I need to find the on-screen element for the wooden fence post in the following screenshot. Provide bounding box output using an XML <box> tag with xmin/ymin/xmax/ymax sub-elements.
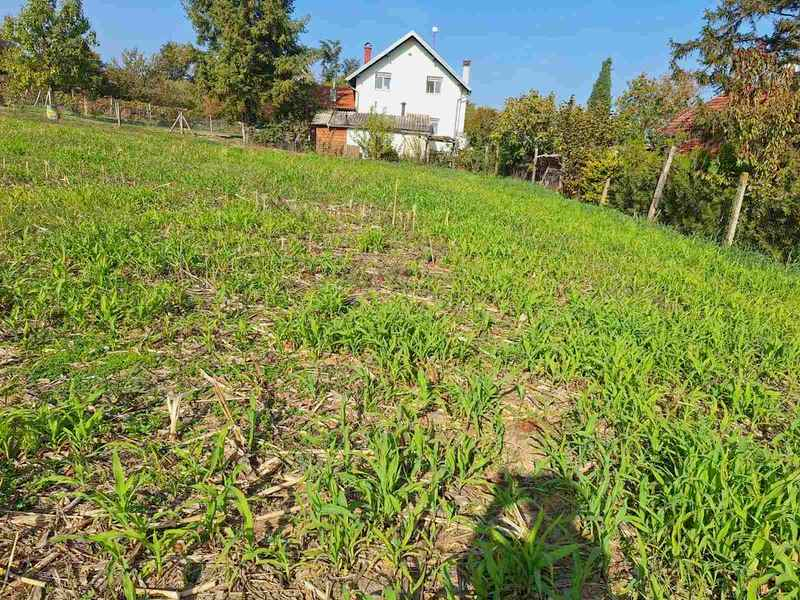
<box><xmin>724</xmin><ymin>171</ymin><xmax>750</xmax><ymax>247</ymax></box>
<box><xmin>115</xmin><ymin>100</ymin><xmax>121</xmax><ymax>127</ymax></box>
<box><xmin>392</xmin><ymin>179</ymin><xmax>398</xmax><ymax>227</ymax></box>
<box><xmin>648</xmin><ymin>144</ymin><xmax>677</xmax><ymax>223</ymax></box>
<box><xmin>600</xmin><ymin>177</ymin><xmax>611</xmax><ymax>205</ymax></box>
<box><xmin>494</xmin><ymin>144</ymin><xmax>501</xmax><ymax>176</ymax></box>
<box><xmin>531</xmin><ymin>146</ymin><xmax>539</xmax><ymax>182</ymax></box>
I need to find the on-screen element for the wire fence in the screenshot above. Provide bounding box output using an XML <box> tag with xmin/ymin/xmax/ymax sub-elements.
<box><xmin>2</xmin><ymin>90</ymin><xmax>243</xmax><ymax>138</ymax></box>
<box><xmin>1</xmin><ymin>90</ymin><xmax>318</xmax><ymax>153</ymax></box>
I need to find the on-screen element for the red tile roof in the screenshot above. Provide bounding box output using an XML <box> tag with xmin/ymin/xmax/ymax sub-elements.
<box><xmin>662</xmin><ymin>96</ymin><xmax>729</xmax><ymax>136</ymax></box>
<box><xmin>662</xmin><ymin>96</ymin><xmax>730</xmax><ymax>152</ymax></box>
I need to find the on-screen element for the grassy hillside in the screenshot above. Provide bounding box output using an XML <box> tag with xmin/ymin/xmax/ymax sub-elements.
<box><xmin>1</xmin><ymin>113</ymin><xmax>799</xmax><ymax>599</ymax></box>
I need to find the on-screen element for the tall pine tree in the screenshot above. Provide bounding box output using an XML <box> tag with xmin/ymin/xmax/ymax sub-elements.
<box><xmin>183</xmin><ymin>0</ymin><xmax>316</xmax><ymax>124</ymax></box>
<box><xmin>587</xmin><ymin>58</ymin><xmax>613</xmax><ymax>116</ymax></box>
<box><xmin>672</xmin><ymin>0</ymin><xmax>800</xmax><ymax>88</ymax></box>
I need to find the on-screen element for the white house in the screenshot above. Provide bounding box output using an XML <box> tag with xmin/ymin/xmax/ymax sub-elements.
<box><xmin>311</xmin><ymin>31</ymin><xmax>472</xmax><ymax>157</ymax></box>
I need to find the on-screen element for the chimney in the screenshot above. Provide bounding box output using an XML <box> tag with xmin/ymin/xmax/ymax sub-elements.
<box><xmin>363</xmin><ymin>42</ymin><xmax>373</xmax><ymax>64</ymax></box>
<box><xmin>462</xmin><ymin>59</ymin><xmax>472</xmax><ymax>86</ymax></box>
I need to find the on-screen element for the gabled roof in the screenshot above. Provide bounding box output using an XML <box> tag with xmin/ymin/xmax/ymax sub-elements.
<box><xmin>662</xmin><ymin>96</ymin><xmax>729</xmax><ymax>137</ymax></box>
<box><xmin>662</xmin><ymin>95</ymin><xmax>730</xmax><ymax>153</ymax></box>
<box><xmin>345</xmin><ymin>31</ymin><xmax>471</xmax><ymax>93</ymax></box>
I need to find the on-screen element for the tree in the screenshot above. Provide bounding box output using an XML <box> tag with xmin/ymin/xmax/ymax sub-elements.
<box><xmin>183</xmin><ymin>0</ymin><xmax>316</xmax><ymax>124</ymax></box>
<box><xmin>0</xmin><ymin>36</ymin><xmax>10</xmax><ymax>76</ymax></box>
<box><xmin>695</xmin><ymin>48</ymin><xmax>800</xmax><ymax>245</ymax></box>
<box><xmin>341</xmin><ymin>57</ymin><xmax>360</xmax><ymax>77</ymax></box>
<box><xmin>616</xmin><ymin>72</ymin><xmax>699</xmax><ymax>143</ymax></box>
<box><xmin>492</xmin><ymin>90</ymin><xmax>559</xmax><ymax>174</ymax></box>
<box><xmin>151</xmin><ymin>42</ymin><xmax>199</xmax><ymax>81</ymax></box>
<box><xmin>587</xmin><ymin>58</ymin><xmax>613</xmax><ymax>116</ymax></box>
<box><xmin>319</xmin><ymin>39</ymin><xmax>341</xmax><ymax>83</ymax></box>
<box><xmin>106</xmin><ymin>48</ymin><xmax>151</xmax><ymax>100</ymax></box>
<box><xmin>0</xmin><ymin>0</ymin><xmax>102</xmax><ymax>97</ymax></box>
<box><xmin>319</xmin><ymin>40</ymin><xmax>358</xmax><ymax>83</ymax></box>
<box><xmin>554</xmin><ymin>99</ymin><xmax>616</xmax><ymax>196</ymax></box>
<box><xmin>672</xmin><ymin>0</ymin><xmax>800</xmax><ymax>88</ymax></box>
<box><xmin>104</xmin><ymin>46</ymin><xmax>201</xmax><ymax>109</ymax></box>
<box><xmin>464</xmin><ymin>103</ymin><xmax>499</xmax><ymax>149</ymax></box>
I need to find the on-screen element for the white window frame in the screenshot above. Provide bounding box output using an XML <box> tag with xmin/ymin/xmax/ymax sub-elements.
<box><xmin>426</xmin><ymin>76</ymin><xmax>443</xmax><ymax>95</ymax></box>
<box><xmin>375</xmin><ymin>72</ymin><xmax>391</xmax><ymax>91</ymax></box>
<box><xmin>430</xmin><ymin>117</ymin><xmax>440</xmax><ymax>135</ymax></box>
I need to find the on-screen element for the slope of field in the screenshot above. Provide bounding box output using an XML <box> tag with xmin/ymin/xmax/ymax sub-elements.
<box><xmin>1</xmin><ymin>113</ymin><xmax>799</xmax><ymax>599</ymax></box>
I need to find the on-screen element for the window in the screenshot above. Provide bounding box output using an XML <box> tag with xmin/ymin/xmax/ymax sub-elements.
<box><xmin>375</xmin><ymin>72</ymin><xmax>391</xmax><ymax>90</ymax></box>
<box><xmin>430</xmin><ymin>118</ymin><xmax>440</xmax><ymax>135</ymax></box>
<box><xmin>426</xmin><ymin>76</ymin><xmax>443</xmax><ymax>94</ymax></box>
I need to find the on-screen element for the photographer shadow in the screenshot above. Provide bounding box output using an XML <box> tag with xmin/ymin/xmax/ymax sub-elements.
<box><xmin>452</xmin><ymin>471</ymin><xmax>613</xmax><ymax>599</ymax></box>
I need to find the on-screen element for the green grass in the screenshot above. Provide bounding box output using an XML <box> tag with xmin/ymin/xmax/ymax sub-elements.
<box><xmin>1</xmin><ymin>111</ymin><xmax>799</xmax><ymax>599</ymax></box>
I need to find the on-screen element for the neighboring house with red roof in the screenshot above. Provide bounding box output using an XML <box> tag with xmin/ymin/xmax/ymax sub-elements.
<box><xmin>662</xmin><ymin>95</ymin><xmax>730</xmax><ymax>153</ymax></box>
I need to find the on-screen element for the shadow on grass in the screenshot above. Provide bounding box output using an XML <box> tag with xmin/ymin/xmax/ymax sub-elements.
<box><xmin>452</xmin><ymin>471</ymin><xmax>611</xmax><ymax>599</ymax></box>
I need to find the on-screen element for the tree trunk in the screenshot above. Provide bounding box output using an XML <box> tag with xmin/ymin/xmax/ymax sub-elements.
<box><xmin>724</xmin><ymin>172</ymin><xmax>750</xmax><ymax>247</ymax></box>
<box><xmin>648</xmin><ymin>144</ymin><xmax>677</xmax><ymax>223</ymax></box>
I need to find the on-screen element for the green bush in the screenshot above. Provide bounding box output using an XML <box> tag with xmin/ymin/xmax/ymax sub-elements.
<box><xmin>354</xmin><ymin>111</ymin><xmax>399</xmax><ymax>161</ymax></box>
<box><xmin>606</xmin><ymin>141</ymin><xmax>661</xmax><ymax>215</ymax></box>
<box><xmin>602</xmin><ymin>142</ymin><xmax>800</xmax><ymax>260</ymax></box>
<box><xmin>579</xmin><ymin>147</ymin><xmax>622</xmax><ymax>204</ymax></box>
<box><xmin>661</xmin><ymin>154</ymin><xmax>732</xmax><ymax>241</ymax></box>
<box><xmin>605</xmin><ymin>143</ymin><xmax>738</xmax><ymax>242</ymax></box>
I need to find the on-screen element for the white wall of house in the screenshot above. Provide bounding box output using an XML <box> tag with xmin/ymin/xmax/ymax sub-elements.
<box><xmin>352</xmin><ymin>37</ymin><xmax>469</xmax><ymax>141</ymax></box>
<box><xmin>346</xmin><ymin>129</ymin><xmax>433</xmax><ymax>159</ymax></box>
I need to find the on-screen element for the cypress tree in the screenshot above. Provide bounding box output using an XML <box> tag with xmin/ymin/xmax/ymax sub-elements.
<box><xmin>587</xmin><ymin>58</ymin><xmax>613</xmax><ymax>115</ymax></box>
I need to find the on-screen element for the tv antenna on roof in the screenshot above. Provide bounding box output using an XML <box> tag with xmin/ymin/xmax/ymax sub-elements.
<box><xmin>432</xmin><ymin>26</ymin><xmax>439</xmax><ymax>48</ymax></box>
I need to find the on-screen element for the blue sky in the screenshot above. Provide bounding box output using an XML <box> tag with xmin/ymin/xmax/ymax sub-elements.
<box><xmin>0</xmin><ymin>0</ymin><xmax>713</xmax><ymax>107</ymax></box>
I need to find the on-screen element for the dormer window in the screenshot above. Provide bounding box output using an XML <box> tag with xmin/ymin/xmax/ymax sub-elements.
<box><xmin>426</xmin><ymin>76</ymin><xmax>442</xmax><ymax>94</ymax></box>
<box><xmin>375</xmin><ymin>72</ymin><xmax>391</xmax><ymax>90</ymax></box>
